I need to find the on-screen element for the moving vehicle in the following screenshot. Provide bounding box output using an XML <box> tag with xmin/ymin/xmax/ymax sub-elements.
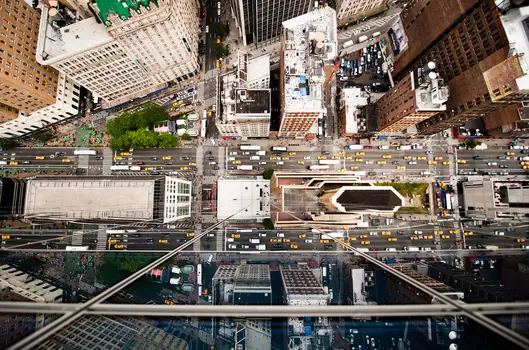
<box><xmin>240</xmin><ymin>145</ymin><xmax>261</xmax><ymax>151</ymax></box>
<box><xmin>404</xmin><ymin>246</ymin><xmax>420</xmax><ymax>251</ymax></box>
<box><xmin>237</xmin><ymin>165</ymin><xmax>253</xmax><ymax>170</ymax></box>
<box><xmin>358</xmin><ymin>35</ymin><xmax>368</xmax><ymax>43</ymax></box>
<box><xmin>74</xmin><ymin>149</ymin><xmax>97</xmax><ymax>156</ymax></box>
<box><xmin>343</xmin><ymin>40</ymin><xmax>354</xmax><ymax>48</ymax></box>
<box><xmin>344</xmin><ymin>145</ymin><xmax>363</xmax><ymax>150</ymax></box>
<box><xmin>309</xmin><ymin>165</ymin><xmax>330</xmax><ymax>170</ymax></box>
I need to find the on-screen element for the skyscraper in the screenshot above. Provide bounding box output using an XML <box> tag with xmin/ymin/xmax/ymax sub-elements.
<box><xmin>230</xmin><ymin>0</ymin><xmax>314</xmax><ymax>47</ymax></box>
<box><xmin>37</xmin><ymin>0</ymin><xmax>199</xmax><ymax>108</ymax></box>
<box><xmin>279</xmin><ymin>6</ymin><xmax>337</xmax><ymax>138</ymax></box>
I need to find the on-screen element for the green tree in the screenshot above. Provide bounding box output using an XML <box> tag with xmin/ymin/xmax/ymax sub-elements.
<box><xmin>262</xmin><ymin>168</ymin><xmax>275</xmax><ymax>179</ymax></box>
<box><xmin>0</xmin><ymin>138</ymin><xmax>16</xmax><ymax>150</ymax></box>
<box><xmin>33</xmin><ymin>130</ymin><xmax>52</xmax><ymax>143</ymax></box>
<box><xmin>106</xmin><ymin>112</ymin><xmax>137</xmax><ymax>137</ymax></box>
<box><xmin>137</xmin><ymin>103</ymin><xmax>169</xmax><ymax>129</ymax></box>
<box><xmin>464</xmin><ymin>139</ymin><xmax>482</xmax><ymax>149</ymax></box>
<box><xmin>96</xmin><ymin>253</ymin><xmax>161</xmax><ymax>287</ymax></box>
<box><xmin>214</xmin><ymin>22</ymin><xmax>228</xmax><ymax>35</ymax></box>
<box><xmin>263</xmin><ymin>218</ymin><xmax>274</xmax><ymax>230</ymax></box>
<box><xmin>181</xmin><ymin>133</ymin><xmax>192</xmax><ymax>141</ymax></box>
<box><xmin>214</xmin><ymin>43</ymin><xmax>229</xmax><ymax>58</ymax></box>
<box><xmin>157</xmin><ymin>133</ymin><xmax>179</xmax><ymax>148</ymax></box>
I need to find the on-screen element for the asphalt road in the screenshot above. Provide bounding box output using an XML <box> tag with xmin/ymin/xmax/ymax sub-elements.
<box><xmin>1</xmin><ymin>148</ymin><xmax>80</xmax><ymax>169</ymax></box>
<box><xmin>111</xmin><ymin>148</ymin><xmax>197</xmax><ymax>173</ymax></box>
<box><xmin>205</xmin><ymin>0</ymin><xmax>221</xmax><ymax>71</ymax></box>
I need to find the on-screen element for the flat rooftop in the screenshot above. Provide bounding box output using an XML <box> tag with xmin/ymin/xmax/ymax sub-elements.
<box><xmin>282</xmin><ymin>7</ymin><xmax>337</xmax><ymax>113</ymax></box>
<box><xmin>280</xmin><ymin>265</ymin><xmax>325</xmax><ymax>295</ymax></box>
<box><xmin>247</xmin><ymin>54</ymin><xmax>270</xmax><ymax>84</ymax></box>
<box><xmin>341</xmin><ymin>88</ymin><xmax>369</xmax><ymax>134</ymax></box>
<box><xmin>507</xmin><ymin>187</ymin><xmax>529</xmax><ymax>204</ymax></box>
<box><xmin>334</xmin><ymin>186</ymin><xmax>404</xmax><ymax>212</ymax></box>
<box><xmin>235</xmin><ymin>89</ymin><xmax>271</xmax><ymax>116</ymax></box>
<box><xmin>38</xmin><ymin>7</ymin><xmax>113</xmax><ymax>65</ymax></box>
<box><xmin>217</xmin><ymin>179</ymin><xmax>270</xmax><ymax>220</ymax></box>
<box><xmin>24</xmin><ymin>178</ymin><xmax>155</xmax><ymax>220</ymax></box>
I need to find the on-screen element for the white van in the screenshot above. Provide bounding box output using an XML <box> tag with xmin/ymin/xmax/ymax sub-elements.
<box><xmin>249</xmin><ymin>239</ymin><xmax>260</xmax><ymax>244</ymax></box>
<box><xmin>378</xmin><ymin>145</ymin><xmax>389</xmax><ymax>150</ymax></box>
<box><xmin>385</xmin><ymin>248</ymin><xmax>396</xmax><ymax>252</ymax></box>
<box><xmin>494</xmin><ymin>231</ymin><xmax>505</xmax><ymax>236</ymax></box>
<box><xmin>277</xmin><ymin>233</ymin><xmax>285</xmax><ymax>238</ymax></box>
<box><xmin>228</xmin><ymin>157</ymin><xmax>235</xmax><ymax>161</ymax></box>
<box><xmin>276</xmin><ymin>161</ymin><xmax>284</xmax><ymax>165</ymax></box>
<box><xmin>227</xmin><ymin>238</ymin><xmax>234</xmax><ymax>242</ymax></box>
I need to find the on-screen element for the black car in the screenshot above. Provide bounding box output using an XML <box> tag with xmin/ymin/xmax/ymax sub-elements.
<box><xmin>146</xmin><ymin>238</ymin><xmax>154</xmax><ymax>243</ymax></box>
<box><xmin>397</xmin><ymin>231</ymin><xmax>405</xmax><ymax>235</ymax></box>
<box><xmin>273</xmin><ymin>243</ymin><xmax>283</xmax><ymax>249</ymax></box>
<box><xmin>480</xmin><ymin>235</ymin><xmax>489</xmax><ymax>239</ymax></box>
<box><xmin>473</xmin><ymin>156</ymin><xmax>484</xmax><ymax>160</ymax></box>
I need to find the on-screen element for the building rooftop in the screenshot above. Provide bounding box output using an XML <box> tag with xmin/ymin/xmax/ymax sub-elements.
<box><xmin>247</xmin><ymin>54</ymin><xmax>271</xmax><ymax>85</ymax></box>
<box><xmin>24</xmin><ymin>178</ymin><xmax>156</xmax><ymax>220</ymax></box>
<box><xmin>412</xmin><ymin>67</ymin><xmax>449</xmax><ymax>111</ymax></box>
<box><xmin>92</xmin><ymin>0</ymin><xmax>160</xmax><ymax>26</ymax></box>
<box><xmin>217</xmin><ymin>179</ymin><xmax>271</xmax><ymax>220</ymax></box>
<box><xmin>341</xmin><ymin>88</ymin><xmax>369</xmax><ymax>134</ymax></box>
<box><xmin>234</xmin><ymin>89</ymin><xmax>271</xmax><ymax>116</ymax></box>
<box><xmin>37</xmin><ymin>7</ymin><xmax>113</xmax><ymax>65</ymax></box>
<box><xmin>333</xmin><ymin>186</ymin><xmax>404</xmax><ymax>212</ymax></box>
<box><xmin>282</xmin><ymin>7</ymin><xmax>337</xmax><ymax>113</ymax></box>
<box><xmin>507</xmin><ymin>187</ymin><xmax>529</xmax><ymax>204</ymax></box>
<box><xmin>280</xmin><ymin>265</ymin><xmax>325</xmax><ymax>295</ymax></box>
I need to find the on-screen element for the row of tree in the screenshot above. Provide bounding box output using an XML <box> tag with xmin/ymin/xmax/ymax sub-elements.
<box><xmin>106</xmin><ymin>103</ymin><xmax>179</xmax><ymax>150</ymax></box>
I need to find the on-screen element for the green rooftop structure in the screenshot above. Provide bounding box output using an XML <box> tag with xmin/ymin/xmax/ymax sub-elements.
<box><xmin>92</xmin><ymin>0</ymin><xmax>159</xmax><ymax>26</ymax></box>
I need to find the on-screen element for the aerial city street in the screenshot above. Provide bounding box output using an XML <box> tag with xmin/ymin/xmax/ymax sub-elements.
<box><xmin>1</xmin><ymin>0</ymin><xmax>529</xmax><ymax>349</ymax></box>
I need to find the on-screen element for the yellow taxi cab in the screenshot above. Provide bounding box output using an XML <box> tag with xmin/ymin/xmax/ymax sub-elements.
<box><xmin>448</xmin><ymin>229</ymin><xmax>459</xmax><ymax>234</ymax></box>
<box><xmin>232</xmin><ymin>160</ymin><xmax>241</xmax><ymax>165</ymax></box>
<box><xmin>114</xmin><ymin>244</ymin><xmax>125</xmax><ymax>249</ymax></box>
<box><xmin>339</xmin><ymin>151</ymin><xmax>346</xmax><ymax>155</ymax></box>
<box><xmin>342</xmin><ymin>245</ymin><xmax>350</xmax><ymax>250</ymax></box>
<box><xmin>114</xmin><ymin>156</ymin><xmax>123</xmax><ymax>160</ymax></box>
<box><xmin>318</xmin><ymin>155</ymin><xmax>327</xmax><ymax>160</ymax></box>
<box><xmin>457</xmin><ymin>159</ymin><xmax>467</xmax><ymax>164</ymax></box>
<box><xmin>442</xmin><ymin>161</ymin><xmax>451</xmax><ymax>165</ymax></box>
<box><xmin>356</xmin><ymin>151</ymin><xmax>365</xmax><ymax>156</ymax></box>
<box><xmin>377</xmin><ymin>160</ymin><xmax>386</xmax><ymax>165</ymax></box>
<box><xmin>340</xmin><ymin>168</ymin><xmax>346</xmax><ymax>172</ymax></box>
<box><xmin>434</xmin><ymin>156</ymin><xmax>443</xmax><ymax>161</ymax></box>
<box><xmin>164</xmin><ymin>300</ymin><xmax>175</xmax><ymax>305</ymax></box>
<box><xmin>289</xmin><ymin>152</ymin><xmax>297</xmax><ymax>156</ymax></box>
<box><xmin>1</xmin><ymin>235</ymin><xmax>10</xmax><ymax>240</ymax></box>
<box><xmin>173</xmin><ymin>101</ymin><xmax>182</xmax><ymax>107</ymax></box>
<box><xmin>270</xmin><ymin>238</ymin><xmax>279</xmax><ymax>243</ymax></box>
<box><xmin>521</xmin><ymin>161</ymin><xmax>527</xmax><ymax>166</ymax></box>
<box><xmin>355</xmin><ymin>158</ymin><xmax>363</xmax><ymax>162</ymax></box>
<box><xmin>162</xmin><ymin>156</ymin><xmax>172</xmax><ymax>160</ymax></box>
<box><xmin>319</xmin><ymin>239</ymin><xmax>330</xmax><ymax>244</ymax></box>
<box><xmin>359</xmin><ymin>234</ymin><xmax>368</xmax><ymax>239</ymax></box>
<box><xmin>506</xmin><ymin>152</ymin><xmax>515</xmax><ymax>156</ymax></box>
<box><xmin>297</xmin><ymin>160</ymin><xmax>304</xmax><ymax>165</ymax></box>
<box><xmin>387</xmin><ymin>237</ymin><xmax>397</xmax><ymax>242</ymax></box>
<box><xmin>345</xmin><ymin>156</ymin><xmax>353</xmax><ymax>160</ymax></box>
<box><xmin>158</xmin><ymin>239</ymin><xmax>168</xmax><ymax>243</ymax></box>
<box><xmin>337</xmin><ymin>237</ymin><xmax>345</xmax><ymax>242</ymax></box>
<box><xmin>108</xmin><ymin>239</ymin><xmax>118</xmax><ymax>243</ymax></box>
<box><xmin>146</xmin><ymin>167</ymin><xmax>155</xmax><ymax>171</ymax></box>
<box><xmin>62</xmin><ymin>158</ymin><xmax>72</xmax><ymax>163</ymax></box>
<box><xmin>381</xmin><ymin>231</ymin><xmax>391</xmax><ymax>236</ymax></box>
<box><xmin>403</xmin><ymin>156</ymin><xmax>412</xmax><ymax>160</ymax></box>
<box><xmin>282</xmin><ymin>156</ymin><xmax>289</xmax><ymax>161</ymax></box>
<box><xmin>517</xmin><ymin>238</ymin><xmax>527</xmax><ymax>243</ymax></box>
<box><xmin>56</xmin><ymin>237</ymin><xmax>64</xmax><ymax>241</ymax></box>
<box><xmin>434</xmin><ymin>230</ymin><xmax>443</xmax><ymax>235</ymax></box>
<box><xmin>350</xmin><ymin>166</ymin><xmax>359</xmax><ymax>170</ymax></box>
<box><xmin>207</xmin><ymin>109</ymin><xmax>213</xmax><ymax>117</ymax></box>
<box><xmin>331</xmin><ymin>155</ymin><xmax>340</xmax><ymax>160</ymax></box>
<box><xmin>524</xmin><ymin>165</ymin><xmax>529</xmax><ymax>170</ymax></box>
<box><xmin>8</xmin><ymin>161</ymin><xmax>18</xmax><ymax>166</ymax></box>
<box><xmin>231</xmin><ymin>234</ymin><xmax>241</xmax><ymax>238</ymax></box>
<box><xmin>216</xmin><ymin>36</ymin><xmax>221</xmax><ymax>44</ymax></box>
<box><xmin>349</xmin><ymin>236</ymin><xmax>357</xmax><ymax>241</ymax></box>
<box><xmin>409</xmin><ymin>236</ymin><xmax>419</xmax><ymax>240</ymax></box>
<box><xmin>35</xmin><ymin>156</ymin><xmax>45</xmax><ymax>160</ymax></box>
<box><xmin>186</xmin><ymin>232</ymin><xmax>195</xmax><ymax>237</ymax></box>
<box><xmin>428</xmin><ymin>160</ymin><xmax>437</xmax><ymax>165</ymax></box>
<box><xmin>441</xmin><ymin>235</ymin><xmax>450</xmax><ymax>239</ymax></box>
<box><xmin>417</xmin><ymin>156</ymin><xmax>427</xmax><ymax>161</ymax></box>
<box><xmin>283</xmin><ymin>238</ymin><xmax>291</xmax><ymax>243</ymax></box>
<box><xmin>382</xmin><ymin>154</ymin><xmax>392</xmax><ymax>159</ymax></box>
<box><xmin>290</xmin><ymin>243</ymin><xmax>298</xmax><ymax>249</ymax></box>
<box><xmin>360</xmin><ymin>240</ymin><xmax>371</xmax><ymax>245</ymax></box>
<box><xmin>424</xmin><ymin>235</ymin><xmax>434</xmax><ymax>240</ymax></box>
<box><xmin>270</xmin><ymin>156</ymin><xmax>277</xmax><ymax>160</ymax></box>
<box><xmin>216</xmin><ymin>59</ymin><xmax>221</xmax><ymax>68</ymax></box>
<box><xmin>396</xmin><ymin>165</ymin><xmax>406</xmax><ymax>170</ymax></box>
<box><xmin>180</xmin><ymin>166</ymin><xmax>189</xmax><ymax>171</ymax></box>
<box><xmin>464</xmin><ymin>231</ymin><xmax>473</xmax><ymax>236</ymax></box>
<box><xmin>298</xmin><ymin>233</ymin><xmax>307</xmax><ymax>238</ymax></box>
<box><xmin>120</xmin><ymin>152</ymin><xmax>131</xmax><ymax>156</ymax></box>
<box><xmin>189</xmin><ymin>162</ymin><xmax>197</xmax><ymax>166</ymax></box>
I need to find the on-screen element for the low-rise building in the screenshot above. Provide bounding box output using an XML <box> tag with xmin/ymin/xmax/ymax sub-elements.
<box><xmin>213</xmin><ymin>264</ymin><xmax>272</xmax><ymax>305</ymax></box>
<box><xmin>280</xmin><ymin>264</ymin><xmax>328</xmax><ymax>306</ymax></box>
<box><xmin>279</xmin><ymin>7</ymin><xmax>337</xmax><ymax>138</ymax></box>
<box><xmin>217</xmin><ymin>179</ymin><xmax>270</xmax><ymax>221</ymax></box>
<box><xmin>338</xmin><ymin>87</ymin><xmax>369</xmax><ymax>136</ymax></box>
<box><xmin>0</xmin><ymin>265</ymin><xmax>63</xmax><ymax>303</ymax></box>
<box><xmin>336</xmin><ymin>0</ymin><xmax>388</xmax><ymax>27</ymax></box>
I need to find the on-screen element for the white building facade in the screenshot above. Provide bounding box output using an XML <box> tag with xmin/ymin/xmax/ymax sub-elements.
<box><xmin>0</xmin><ymin>265</ymin><xmax>63</xmax><ymax>303</ymax></box>
<box><xmin>163</xmin><ymin>177</ymin><xmax>192</xmax><ymax>223</ymax></box>
<box><xmin>0</xmin><ymin>73</ymin><xmax>80</xmax><ymax>138</ymax></box>
<box><xmin>336</xmin><ymin>0</ymin><xmax>387</xmax><ymax>25</ymax></box>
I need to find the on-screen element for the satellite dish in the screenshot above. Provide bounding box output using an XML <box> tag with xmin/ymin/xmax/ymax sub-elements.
<box><xmin>427</xmin><ymin>61</ymin><xmax>436</xmax><ymax>70</ymax></box>
<box><xmin>428</xmin><ymin>72</ymin><xmax>438</xmax><ymax>80</ymax></box>
<box><xmin>49</xmin><ymin>8</ymin><xmax>58</xmax><ymax>17</ymax></box>
<box><xmin>448</xmin><ymin>331</ymin><xmax>458</xmax><ymax>340</ymax></box>
<box><xmin>449</xmin><ymin>344</ymin><xmax>458</xmax><ymax>350</ymax></box>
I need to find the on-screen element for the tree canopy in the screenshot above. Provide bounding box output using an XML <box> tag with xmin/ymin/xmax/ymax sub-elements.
<box><xmin>214</xmin><ymin>43</ymin><xmax>229</xmax><ymax>58</ymax></box>
<box><xmin>262</xmin><ymin>168</ymin><xmax>275</xmax><ymax>179</ymax></box>
<box><xmin>106</xmin><ymin>103</ymin><xmax>178</xmax><ymax>150</ymax></box>
<box><xmin>96</xmin><ymin>253</ymin><xmax>162</xmax><ymax>287</ymax></box>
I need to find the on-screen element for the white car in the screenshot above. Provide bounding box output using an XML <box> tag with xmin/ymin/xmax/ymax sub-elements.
<box><xmin>277</xmin><ymin>233</ymin><xmax>285</xmax><ymax>238</ymax></box>
<box><xmin>305</xmin><ymin>239</ymin><xmax>313</xmax><ymax>243</ymax></box>
<box><xmin>414</xmin><ymin>230</ymin><xmax>422</xmax><ymax>235</ymax></box>
<box><xmin>494</xmin><ymin>231</ymin><xmax>504</xmax><ymax>235</ymax></box>
<box><xmin>205</xmin><ymin>25</ymin><xmax>209</xmax><ymax>33</ymax></box>
<box><xmin>365</xmin><ymin>161</ymin><xmax>374</xmax><ymax>165</ymax></box>
<box><xmin>242</xmin><ymin>245</ymin><xmax>250</xmax><ymax>249</ymax></box>
<box><xmin>259</xmin><ymin>233</ymin><xmax>267</xmax><ymax>237</ymax></box>
<box><xmin>487</xmin><ymin>162</ymin><xmax>498</xmax><ymax>166</ymax></box>
<box><xmin>408</xmin><ymin>161</ymin><xmax>417</xmax><ymax>165</ymax></box>
<box><xmin>218</xmin><ymin>8</ymin><xmax>221</xmax><ymax>16</ymax></box>
<box><xmin>304</xmin><ymin>156</ymin><xmax>311</xmax><ymax>160</ymax></box>
<box><xmin>229</xmin><ymin>152</ymin><xmax>238</xmax><ymax>155</ymax></box>
<box><xmin>218</xmin><ymin>1</ymin><xmax>221</xmax><ymax>8</ymax></box>
<box><xmin>228</xmin><ymin>244</ymin><xmax>237</xmax><ymax>249</ymax></box>
<box><xmin>242</xmin><ymin>152</ymin><xmax>250</xmax><ymax>155</ymax></box>
<box><xmin>259</xmin><ymin>161</ymin><xmax>266</xmax><ymax>165</ymax></box>
<box><xmin>369</xmin><ymin>231</ymin><xmax>378</xmax><ymax>236</ymax></box>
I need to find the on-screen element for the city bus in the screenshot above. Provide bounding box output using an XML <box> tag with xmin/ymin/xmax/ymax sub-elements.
<box><xmin>309</xmin><ymin>165</ymin><xmax>330</xmax><ymax>170</ymax></box>
<box><xmin>110</xmin><ymin>165</ymin><xmax>130</xmax><ymax>171</ymax></box>
<box><xmin>197</xmin><ymin>264</ymin><xmax>202</xmax><ymax>286</ymax></box>
<box><xmin>65</xmin><ymin>246</ymin><xmax>89</xmax><ymax>251</ymax></box>
<box><xmin>240</xmin><ymin>145</ymin><xmax>261</xmax><ymax>151</ymax></box>
<box><xmin>130</xmin><ymin>166</ymin><xmax>141</xmax><ymax>171</ymax></box>
<box><xmin>106</xmin><ymin>230</ymin><xmax>126</xmax><ymax>234</ymax></box>
<box><xmin>318</xmin><ymin>159</ymin><xmax>341</xmax><ymax>165</ymax></box>
<box><xmin>74</xmin><ymin>149</ymin><xmax>97</xmax><ymax>156</ymax></box>
<box><xmin>271</xmin><ymin>146</ymin><xmax>287</xmax><ymax>152</ymax></box>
